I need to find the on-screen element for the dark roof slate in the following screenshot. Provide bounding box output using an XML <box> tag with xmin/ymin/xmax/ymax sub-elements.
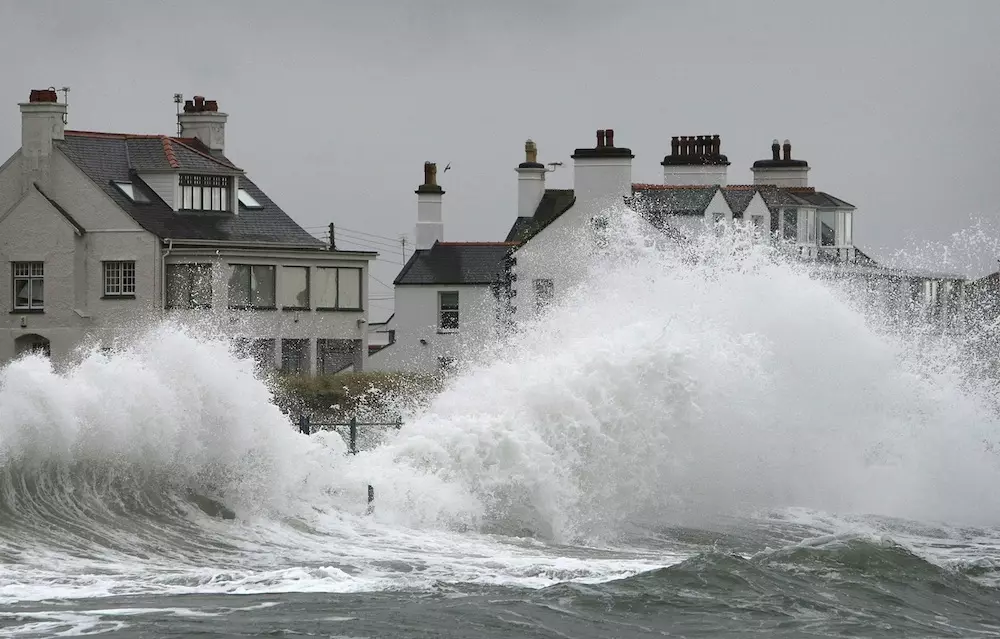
<box><xmin>504</xmin><ymin>189</ymin><xmax>576</xmax><ymax>243</ymax></box>
<box><xmin>394</xmin><ymin>242</ymin><xmax>513</xmax><ymax>285</ymax></box>
<box><xmin>628</xmin><ymin>186</ymin><xmax>720</xmax><ymax>216</ymax></box>
<box><xmin>56</xmin><ymin>132</ymin><xmax>323</xmax><ymax>246</ymax></box>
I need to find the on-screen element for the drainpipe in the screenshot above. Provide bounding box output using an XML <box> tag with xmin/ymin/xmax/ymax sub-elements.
<box><xmin>161</xmin><ymin>238</ymin><xmax>173</xmax><ymax>311</ymax></box>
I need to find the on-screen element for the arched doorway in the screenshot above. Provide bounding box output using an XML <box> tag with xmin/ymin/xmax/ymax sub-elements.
<box><xmin>14</xmin><ymin>334</ymin><xmax>50</xmax><ymax>358</ymax></box>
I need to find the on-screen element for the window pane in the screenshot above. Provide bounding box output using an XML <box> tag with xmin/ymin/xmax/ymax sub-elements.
<box><xmin>440</xmin><ymin>291</ymin><xmax>459</xmax><ymax>329</ymax></box>
<box><xmin>221</xmin><ymin>187</ymin><xmax>228</xmax><ymax>212</ymax></box>
<box><xmin>844</xmin><ymin>211</ymin><xmax>853</xmax><ymax>245</ymax></box>
<box><xmin>182</xmin><ymin>186</ymin><xmax>193</xmax><ymax>209</ymax></box>
<box><xmin>166</xmin><ymin>265</ymin><xmax>189</xmax><ymax>308</ymax></box>
<box><xmin>30</xmin><ymin>279</ymin><xmax>43</xmax><ymax>307</ymax></box>
<box><xmin>251</xmin><ymin>265</ymin><xmax>275</xmax><ymax>307</ymax></box>
<box><xmin>238</xmin><ymin>189</ymin><xmax>262</xmax><ymax>208</ymax></box>
<box><xmin>14</xmin><ymin>278</ymin><xmax>29</xmax><ymax>308</ymax></box>
<box><xmin>783</xmin><ymin>209</ymin><xmax>797</xmax><ymax>241</ymax></box>
<box><xmin>229</xmin><ymin>265</ymin><xmax>251</xmax><ymax>307</ymax></box>
<box><xmin>279</xmin><ymin>266</ymin><xmax>309</xmax><ymax>308</ymax></box>
<box><xmin>281</xmin><ymin>338</ymin><xmax>309</xmax><ymax>374</ymax></box>
<box><xmin>104</xmin><ymin>263</ymin><xmax>120</xmax><ymax>295</ymax></box>
<box><xmin>191</xmin><ymin>265</ymin><xmax>212</xmax><ymax>307</ymax></box>
<box><xmin>337</xmin><ymin>268</ymin><xmax>361</xmax><ymax>309</ymax></box>
<box><xmin>122</xmin><ymin>261</ymin><xmax>136</xmax><ymax>294</ymax></box>
<box><xmin>315</xmin><ymin>268</ymin><xmax>338</xmax><ymax>308</ymax></box>
<box><xmin>818</xmin><ymin>210</ymin><xmax>836</xmax><ymax>247</ymax></box>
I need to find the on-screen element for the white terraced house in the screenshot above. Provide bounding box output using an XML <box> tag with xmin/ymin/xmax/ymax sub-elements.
<box><xmin>0</xmin><ymin>88</ymin><xmax>375</xmax><ymax>373</ymax></box>
<box><xmin>370</xmin><ymin>132</ymin><xmax>970</xmax><ymax>373</ymax></box>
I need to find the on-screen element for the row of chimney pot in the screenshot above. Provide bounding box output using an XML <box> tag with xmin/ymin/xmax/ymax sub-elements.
<box><xmin>595</xmin><ymin>129</ymin><xmax>617</xmax><ymax>148</ymax></box>
<box><xmin>670</xmin><ymin>135</ymin><xmax>722</xmax><ymax>157</ymax></box>
<box><xmin>772</xmin><ymin>139</ymin><xmax>794</xmax><ymax>161</ymax></box>
<box><xmin>183</xmin><ymin>96</ymin><xmax>219</xmax><ymax>113</ymax></box>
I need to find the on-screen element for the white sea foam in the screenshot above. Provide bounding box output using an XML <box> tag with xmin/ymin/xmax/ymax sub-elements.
<box><xmin>1</xmin><ymin>204</ymin><xmax>999</xmax><ymax>602</ymax></box>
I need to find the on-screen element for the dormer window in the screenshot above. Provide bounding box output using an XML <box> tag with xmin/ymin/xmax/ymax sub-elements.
<box><xmin>180</xmin><ymin>174</ymin><xmax>231</xmax><ymax>212</ymax></box>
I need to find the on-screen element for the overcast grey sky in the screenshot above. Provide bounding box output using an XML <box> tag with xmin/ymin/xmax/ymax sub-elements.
<box><xmin>1</xmin><ymin>0</ymin><xmax>998</xmax><ymax>318</ymax></box>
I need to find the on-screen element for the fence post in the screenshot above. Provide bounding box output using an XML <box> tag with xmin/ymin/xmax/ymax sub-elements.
<box><xmin>366</xmin><ymin>484</ymin><xmax>375</xmax><ymax>515</ymax></box>
<box><xmin>298</xmin><ymin>414</ymin><xmax>310</xmax><ymax>435</ymax></box>
<box><xmin>349</xmin><ymin>417</ymin><xmax>357</xmax><ymax>454</ymax></box>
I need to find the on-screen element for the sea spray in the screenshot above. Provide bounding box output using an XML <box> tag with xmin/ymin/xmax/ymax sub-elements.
<box><xmin>342</xmin><ymin>207</ymin><xmax>1000</xmax><ymax>540</ymax></box>
<box><xmin>1</xmin><ymin>206</ymin><xmax>1000</xmax><ymax>604</ymax></box>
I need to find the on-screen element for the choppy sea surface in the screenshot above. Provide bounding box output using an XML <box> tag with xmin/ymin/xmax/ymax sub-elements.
<box><xmin>3</xmin><ymin>215</ymin><xmax>1000</xmax><ymax>637</ymax></box>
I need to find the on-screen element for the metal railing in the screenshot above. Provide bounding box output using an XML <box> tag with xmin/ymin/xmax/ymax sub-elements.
<box><xmin>297</xmin><ymin>414</ymin><xmax>402</xmax><ymax>455</ymax></box>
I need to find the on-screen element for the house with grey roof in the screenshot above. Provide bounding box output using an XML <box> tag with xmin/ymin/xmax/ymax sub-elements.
<box><xmin>508</xmin><ymin>132</ymin><xmax>967</xmax><ymax>329</ymax></box>
<box><xmin>0</xmin><ymin>88</ymin><xmax>375</xmax><ymax>373</ymax></box>
<box><xmin>370</xmin><ymin>130</ymin><xmax>970</xmax><ymax>373</ymax></box>
<box><xmin>367</xmin><ymin>162</ymin><xmax>514</xmax><ymax>372</ymax></box>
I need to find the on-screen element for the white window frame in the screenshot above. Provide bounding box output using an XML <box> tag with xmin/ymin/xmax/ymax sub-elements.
<box><xmin>438</xmin><ymin>291</ymin><xmax>459</xmax><ymax>332</ymax></box>
<box><xmin>103</xmin><ymin>260</ymin><xmax>136</xmax><ymax>297</ymax></box>
<box><xmin>12</xmin><ymin>261</ymin><xmax>44</xmax><ymax>311</ymax></box>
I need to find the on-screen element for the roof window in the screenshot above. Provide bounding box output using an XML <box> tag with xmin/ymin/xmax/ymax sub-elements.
<box><xmin>112</xmin><ymin>181</ymin><xmax>150</xmax><ymax>203</ymax></box>
<box><xmin>238</xmin><ymin>188</ymin><xmax>262</xmax><ymax>209</ymax></box>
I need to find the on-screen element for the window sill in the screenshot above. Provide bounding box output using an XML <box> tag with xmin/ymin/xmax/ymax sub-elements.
<box><xmin>228</xmin><ymin>306</ymin><xmax>277</xmax><ymax>311</ymax></box>
<box><xmin>316</xmin><ymin>307</ymin><xmax>364</xmax><ymax>312</ymax></box>
<box><xmin>10</xmin><ymin>309</ymin><xmax>44</xmax><ymax>314</ymax></box>
<box><xmin>102</xmin><ymin>294</ymin><xmax>136</xmax><ymax>300</ymax></box>
<box><xmin>437</xmin><ymin>329</ymin><xmax>459</xmax><ymax>334</ymax></box>
<box><xmin>281</xmin><ymin>306</ymin><xmax>311</xmax><ymax>312</ymax></box>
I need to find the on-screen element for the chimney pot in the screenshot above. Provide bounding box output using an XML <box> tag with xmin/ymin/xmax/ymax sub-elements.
<box><xmin>606</xmin><ymin>128</ymin><xmax>615</xmax><ymax>147</ymax></box>
<box><xmin>782</xmin><ymin>139</ymin><xmax>792</xmax><ymax>161</ymax></box>
<box><xmin>204</xmin><ymin>99</ymin><xmax>218</xmax><ymax>112</ymax></box>
<box><xmin>596</xmin><ymin>129</ymin><xmax>606</xmax><ymax>148</ymax></box>
<box><xmin>671</xmin><ymin>136</ymin><xmax>680</xmax><ymax>156</ymax></box>
<box><xmin>771</xmin><ymin>139</ymin><xmax>781</xmax><ymax>161</ymax></box>
<box><xmin>193</xmin><ymin>96</ymin><xmax>205</xmax><ymax>110</ymax></box>
<box><xmin>28</xmin><ymin>88</ymin><xmax>58</xmax><ymax>103</ymax></box>
<box><xmin>525</xmin><ymin>139</ymin><xmax>537</xmax><ymax>164</ymax></box>
<box><xmin>423</xmin><ymin>161</ymin><xmax>437</xmax><ymax>186</ymax></box>
<box><xmin>712</xmin><ymin>134</ymin><xmax>721</xmax><ymax>155</ymax></box>
<box><xmin>183</xmin><ymin>99</ymin><xmax>195</xmax><ymax>113</ymax></box>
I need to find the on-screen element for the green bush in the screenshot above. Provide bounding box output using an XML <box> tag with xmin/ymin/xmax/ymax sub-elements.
<box><xmin>271</xmin><ymin>371</ymin><xmax>442</xmax><ymax>421</ymax></box>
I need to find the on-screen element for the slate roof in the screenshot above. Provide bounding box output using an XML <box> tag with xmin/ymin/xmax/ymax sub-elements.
<box><xmin>628</xmin><ymin>186</ymin><xmax>720</xmax><ymax>217</ymax></box>
<box><xmin>504</xmin><ymin>189</ymin><xmax>576</xmax><ymax>243</ymax></box>
<box><xmin>55</xmin><ymin>131</ymin><xmax>325</xmax><ymax>247</ymax></box>
<box><xmin>394</xmin><ymin>242</ymin><xmax>515</xmax><ymax>286</ymax></box>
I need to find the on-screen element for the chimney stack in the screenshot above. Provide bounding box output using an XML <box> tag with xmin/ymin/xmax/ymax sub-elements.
<box><xmin>661</xmin><ymin>132</ymin><xmax>730</xmax><ymax>186</ymax></box>
<box><xmin>19</xmin><ymin>88</ymin><xmax>67</xmax><ymax>193</ymax></box>
<box><xmin>177</xmin><ymin>94</ymin><xmax>228</xmax><ymax>154</ymax></box>
<box><xmin>751</xmin><ymin>138</ymin><xmax>810</xmax><ymax>187</ymax></box>
<box><xmin>516</xmin><ymin>139</ymin><xmax>546</xmax><ymax>219</ymax></box>
<box><xmin>415</xmin><ymin>161</ymin><xmax>445</xmax><ymax>250</ymax></box>
<box><xmin>571</xmin><ymin>128</ymin><xmax>634</xmax><ymax>214</ymax></box>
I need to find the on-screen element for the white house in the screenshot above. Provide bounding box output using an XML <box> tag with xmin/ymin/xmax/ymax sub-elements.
<box><xmin>369</xmin><ymin>130</ymin><xmax>970</xmax><ymax>372</ymax></box>
<box><xmin>0</xmin><ymin>88</ymin><xmax>375</xmax><ymax>373</ymax></box>
<box><xmin>508</xmin><ymin>131</ymin><xmax>966</xmax><ymax>329</ymax></box>
<box><xmin>367</xmin><ymin>162</ymin><xmax>513</xmax><ymax>373</ymax></box>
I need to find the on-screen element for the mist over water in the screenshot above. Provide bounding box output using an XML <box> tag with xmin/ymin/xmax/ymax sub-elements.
<box><xmin>1</xmin><ymin>205</ymin><xmax>1000</xmax><ymax>610</ymax></box>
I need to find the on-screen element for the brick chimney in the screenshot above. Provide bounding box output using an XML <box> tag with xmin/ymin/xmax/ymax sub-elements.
<box><xmin>516</xmin><ymin>139</ymin><xmax>546</xmax><ymax>219</ymax></box>
<box><xmin>751</xmin><ymin>138</ymin><xmax>810</xmax><ymax>187</ymax></box>
<box><xmin>177</xmin><ymin>95</ymin><xmax>227</xmax><ymax>154</ymax></box>
<box><xmin>661</xmin><ymin>134</ymin><xmax>730</xmax><ymax>185</ymax></box>
<box><xmin>571</xmin><ymin>128</ymin><xmax>633</xmax><ymax>213</ymax></box>
<box><xmin>19</xmin><ymin>88</ymin><xmax>67</xmax><ymax>192</ymax></box>
<box><xmin>415</xmin><ymin>161</ymin><xmax>445</xmax><ymax>250</ymax></box>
